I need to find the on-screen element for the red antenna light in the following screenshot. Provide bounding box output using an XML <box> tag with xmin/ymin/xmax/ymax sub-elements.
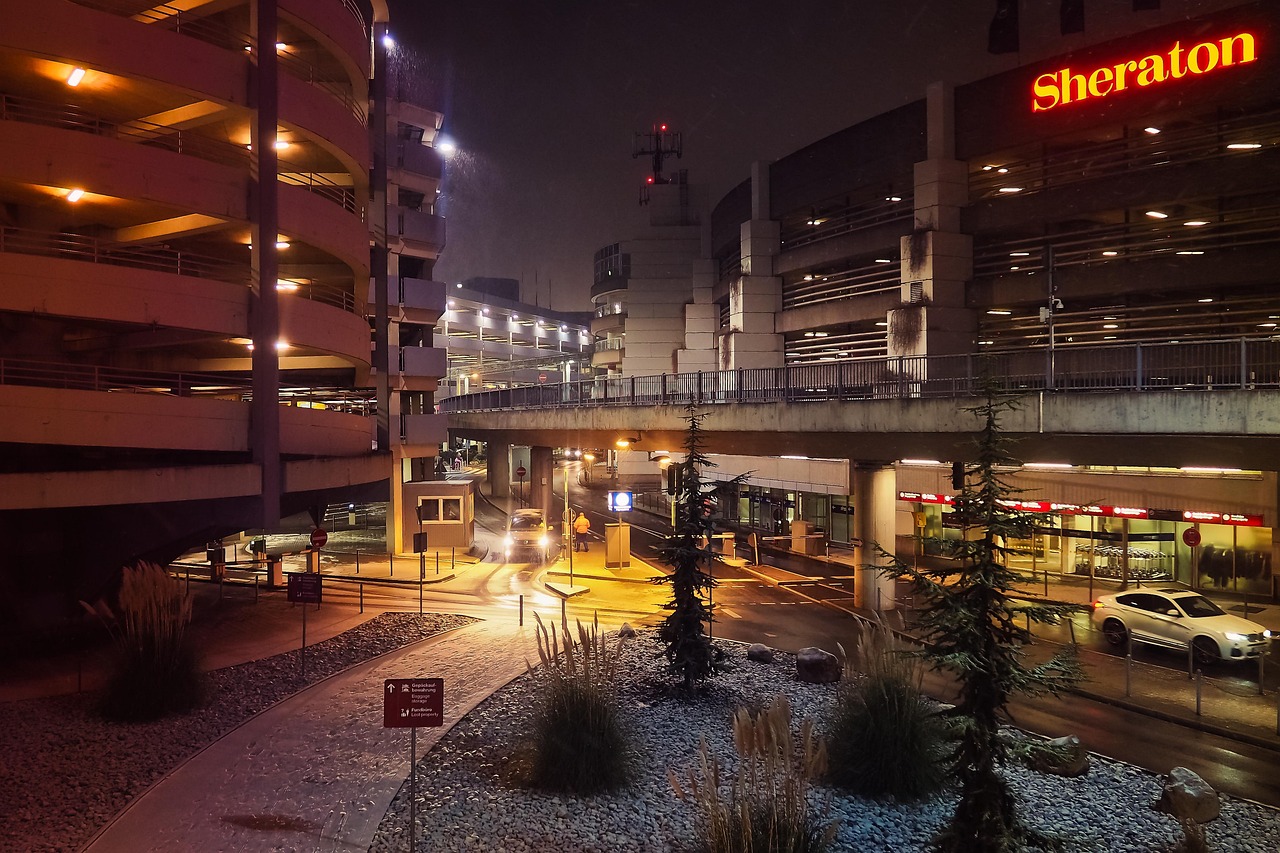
<box><xmin>659</xmin><ymin>124</ymin><xmax>668</xmax><ymax>132</ymax></box>
<box><xmin>646</xmin><ymin>176</ymin><xmax>655</xmax><ymax>184</ymax></box>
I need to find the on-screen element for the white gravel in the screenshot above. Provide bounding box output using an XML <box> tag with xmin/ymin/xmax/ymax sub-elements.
<box><xmin>0</xmin><ymin>612</ymin><xmax>474</xmax><ymax>853</ymax></box>
<box><xmin>371</xmin><ymin>631</ymin><xmax>1280</xmax><ymax>853</ymax></box>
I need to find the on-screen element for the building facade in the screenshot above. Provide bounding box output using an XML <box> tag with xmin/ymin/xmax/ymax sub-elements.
<box><xmin>0</xmin><ymin>0</ymin><xmax>447</xmax><ymax>624</ymax></box>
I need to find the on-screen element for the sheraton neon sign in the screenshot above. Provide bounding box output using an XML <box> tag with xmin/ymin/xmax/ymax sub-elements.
<box><xmin>1032</xmin><ymin>31</ymin><xmax>1257</xmax><ymax>112</ymax></box>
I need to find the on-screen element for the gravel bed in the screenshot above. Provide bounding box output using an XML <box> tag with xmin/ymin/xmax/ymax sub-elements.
<box><xmin>371</xmin><ymin>631</ymin><xmax>1280</xmax><ymax>853</ymax></box>
<box><xmin>0</xmin><ymin>612</ymin><xmax>474</xmax><ymax>853</ymax></box>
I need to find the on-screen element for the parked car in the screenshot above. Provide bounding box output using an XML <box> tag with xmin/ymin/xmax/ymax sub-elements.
<box><xmin>1091</xmin><ymin>588</ymin><xmax>1273</xmax><ymax>663</ymax></box>
<box><xmin>505</xmin><ymin>508</ymin><xmax>551</xmax><ymax>563</ymax></box>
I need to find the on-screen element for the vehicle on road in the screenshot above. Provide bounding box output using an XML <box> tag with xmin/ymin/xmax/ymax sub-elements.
<box><xmin>505</xmin><ymin>508</ymin><xmax>551</xmax><ymax>563</ymax></box>
<box><xmin>1092</xmin><ymin>588</ymin><xmax>1272</xmax><ymax>664</ymax></box>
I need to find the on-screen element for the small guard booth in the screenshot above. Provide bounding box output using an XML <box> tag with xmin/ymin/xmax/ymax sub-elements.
<box><xmin>399</xmin><ymin>479</ymin><xmax>475</xmax><ymax>553</ymax></box>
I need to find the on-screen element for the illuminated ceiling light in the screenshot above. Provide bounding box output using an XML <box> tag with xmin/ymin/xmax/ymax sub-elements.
<box><xmin>275</xmin><ymin>42</ymin><xmax>288</xmax><ymax>50</ymax></box>
<box><xmin>511</xmin><ymin>313</ymin><xmax>519</xmax><ymax>320</ymax></box>
<box><xmin>560</xmin><ymin>325</ymin><xmax>568</xmax><ymax>331</ymax></box>
<box><xmin>1145</xmin><ymin>210</ymin><xmax>1168</xmax><ymax>219</ymax></box>
<box><xmin>274</xmin><ymin>140</ymin><xmax>290</xmax><ymax>150</ymax></box>
<box><xmin>456</xmin><ymin>282</ymin><xmax>463</xmax><ymax>288</ymax></box>
<box><xmin>978</xmin><ymin>340</ymin><xmax>994</xmax><ymax>345</ymax></box>
<box><xmin>1181</xmin><ymin>466</ymin><xmax>1242</xmax><ymax>474</ymax></box>
<box><xmin>1010</xmin><ymin>251</ymin><xmax>1030</xmax><ymax>257</ymax></box>
<box><xmin>803</xmin><ymin>274</ymin><xmax>814</xmax><ymax>281</ymax></box>
<box><xmin>1026</xmin><ymin>462</ymin><xmax>1073</xmax><ymax>469</ymax></box>
<box><xmin>875</xmin><ymin>321</ymin><xmax>889</xmax><ymax>327</ymax></box>
<box><xmin>65</xmin><ymin>188</ymin><xmax>84</xmax><ymax>203</ymax></box>
<box><xmin>997</xmin><ymin>187</ymin><xmax>1023</xmax><ymax>193</ymax></box>
<box><xmin>1176</xmin><ymin>250</ymin><xmax>1204</xmax><ymax>255</ymax></box>
<box><xmin>1183</xmin><ymin>220</ymin><xmax>1209</xmax><ymax>226</ymax></box>
<box><xmin>987</xmin><ymin>309</ymin><xmax>1012</xmax><ymax>315</ymax></box>
<box><xmin>481</xmin><ymin>308</ymin><xmax>488</xmax><ymax>314</ymax></box>
<box><xmin>382</xmin><ymin>33</ymin><xmax>395</xmax><ymax>49</ymax></box>
<box><xmin>886</xmin><ymin>196</ymin><xmax>902</xmax><ymax>202</ymax></box>
<box><xmin>275</xmin><ymin>340</ymin><xmax>290</xmax><ymax>351</ymax></box>
<box><xmin>1010</xmin><ymin>266</ymin><xmax>1020</xmax><ymax>271</ymax></box>
<box><xmin>874</xmin><ymin>258</ymin><xmax>893</xmax><ymax>264</ymax></box>
<box><xmin>1226</xmin><ymin>142</ymin><xmax>1262</xmax><ymax>150</ymax></box>
<box><xmin>1198</xmin><ymin>297</ymin><xmax>1214</xmax><ymax>303</ymax></box>
<box><xmin>982</xmin><ymin>165</ymin><xmax>994</xmax><ymax>171</ymax></box>
<box><xmin>1103</xmin><ymin>324</ymin><xmax>1118</xmax><ymax>329</ymax></box>
<box><xmin>807</xmin><ymin>218</ymin><xmax>826</xmax><ymax>226</ymax></box>
<box><xmin>1103</xmin><ymin>335</ymin><xmax>1117</xmax><ymax>340</ymax></box>
<box><xmin>899</xmin><ymin>459</ymin><xmax>941</xmax><ymax>465</ymax></box>
<box><xmin>275</xmin><ymin>240</ymin><xmax>290</xmax><ymax>249</ymax></box>
<box><xmin>243</xmin><ymin>45</ymin><xmax>252</xmax><ymax>52</ymax></box>
<box><xmin>66</xmin><ymin>67</ymin><xmax>86</xmax><ymax>87</ymax></box>
<box><xmin>275</xmin><ymin>279</ymin><xmax>299</xmax><ymax>292</ymax></box>
<box><xmin>1260</xmin><ymin>323</ymin><xmax>1278</xmax><ymax>329</ymax></box>
<box><xmin>996</xmin><ymin>167</ymin><xmax>1009</xmax><ymax>174</ymax></box>
<box><xmin>1102</xmin><ymin>250</ymin><xmax>1118</xmax><ymax>256</ymax></box>
<box><xmin>1143</xmin><ymin>126</ymin><xmax>1161</xmax><ymax>134</ymax></box>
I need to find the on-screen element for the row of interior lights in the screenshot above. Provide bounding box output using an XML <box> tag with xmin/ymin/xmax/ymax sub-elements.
<box><xmin>446</xmin><ymin>302</ymin><xmax>580</xmax><ymax>333</ymax></box>
<box><xmin>805</xmin><ymin>196</ymin><xmax>903</xmax><ymax>226</ymax></box>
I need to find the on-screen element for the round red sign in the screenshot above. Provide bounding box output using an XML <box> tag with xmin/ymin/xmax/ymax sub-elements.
<box><xmin>1182</xmin><ymin>527</ymin><xmax>1201</xmax><ymax>547</ymax></box>
<box><xmin>310</xmin><ymin>528</ymin><xmax>328</xmax><ymax>548</ymax></box>
<box><xmin>516</xmin><ymin>465</ymin><xmax>527</xmax><ymax>478</ymax></box>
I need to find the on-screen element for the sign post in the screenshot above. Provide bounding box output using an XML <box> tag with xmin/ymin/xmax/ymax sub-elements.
<box><xmin>384</xmin><ymin>678</ymin><xmax>444</xmax><ymax>853</ymax></box>
<box><xmin>287</xmin><ymin>573</ymin><xmax>322</xmax><ymax>677</ymax></box>
<box><xmin>516</xmin><ymin>465</ymin><xmax>527</xmax><ymax>505</ymax></box>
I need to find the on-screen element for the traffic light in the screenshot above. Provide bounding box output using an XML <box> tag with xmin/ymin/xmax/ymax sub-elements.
<box><xmin>666</xmin><ymin>464</ymin><xmax>681</xmax><ymax>496</ymax></box>
<box><xmin>951</xmin><ymin>461</ymin><xmax>965</xmax><ymax>492</ymax></box>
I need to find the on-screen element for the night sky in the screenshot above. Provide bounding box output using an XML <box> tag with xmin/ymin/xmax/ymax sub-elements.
<box><xmin>385</xmin><ymin>0</ymin><xmax>1243</xmax><ymax>311</ymax></box>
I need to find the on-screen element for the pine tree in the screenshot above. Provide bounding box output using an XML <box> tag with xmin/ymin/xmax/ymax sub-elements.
<box><xmin>652</xmin><ymin>405</ymin><xmax>736</xmax><ymax>691</ymax></box>
<box><xmin>882</xmin><ymin>386</ymin><xmax>1082</xmax><ymax>852</ymax></box>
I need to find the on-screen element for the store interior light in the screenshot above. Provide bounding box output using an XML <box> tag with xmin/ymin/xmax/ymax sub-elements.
<box><xmin>66</xmin><ymin>67</ymin><xmax>86</xmax><ymax>87</ymax></box>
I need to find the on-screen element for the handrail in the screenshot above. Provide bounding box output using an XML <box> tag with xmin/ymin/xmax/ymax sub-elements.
<box><xmin>440</xmin><ymin>337</ymin><xmax>1280</xmax><ymax>412</ymax></box>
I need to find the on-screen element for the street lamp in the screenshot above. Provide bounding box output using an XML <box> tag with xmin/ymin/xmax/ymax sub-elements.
<box><xmin>564</xmin><ymin>456</ymin><xmax>574</xmax><ymax>588</ymax></box>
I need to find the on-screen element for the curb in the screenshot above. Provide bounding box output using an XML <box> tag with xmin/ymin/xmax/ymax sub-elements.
<box><xmin>1066</xmin><ymin>686</ymin><xmax>1280</xmax><ymax>754</ymax></box>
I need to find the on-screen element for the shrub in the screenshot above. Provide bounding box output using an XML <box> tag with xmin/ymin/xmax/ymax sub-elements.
<box><xmin>525</xmin><ymin>612</ymin><xmax>630</xmax><ymax>794</ymax></box>
<box><xmin>671</xmin><ymin>694</ymin><xmax>836</xmax><ymax>853</ymax></box>
<box><xmin>826</xmin><ymin>619</ymin><xmax>948</xmax><ymax>800</ymax></box>
<box><xmin>84</xmin><ymin>561</ymin><xmax>203</xmax><ymax>721</ymax></box>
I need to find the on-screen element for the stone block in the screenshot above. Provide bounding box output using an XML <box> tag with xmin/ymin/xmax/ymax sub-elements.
<box><xmin>795</xmin><ymin>647</ymin><xmax>840</xmax><ymax>683</ymax></box>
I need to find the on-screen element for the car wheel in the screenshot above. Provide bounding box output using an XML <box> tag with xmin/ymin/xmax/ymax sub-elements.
<box><xmin>1102</xmin><ymin>618</ymin><xmax>1128</xmax><ymax>647</ymax></box>
<box><xmin>1192</xmin><ymin>636</ymin><xmax>1220</xmax><ymax>665</ymax></box>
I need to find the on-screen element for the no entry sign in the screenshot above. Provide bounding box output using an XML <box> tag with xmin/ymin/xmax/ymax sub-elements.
<box><xmin>383</xmin><ymin>678</ymin><xmax>444</xmax><ymax>728</ymax></box>
<box><xmin>310</xmin><ymin>528</ymin><xmax>328</xmax><ymax>548</ymax></box>
<box><xmin>516</xmin><ymin>465</ymin><xmax>527</xmax><ymax>478</ymax></box>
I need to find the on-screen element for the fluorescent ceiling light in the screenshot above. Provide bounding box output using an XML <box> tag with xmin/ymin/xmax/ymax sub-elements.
<box><xmin>1145</xmin><ymin>210</ymin><xmax>1168</xmax><ymax>219</ymax></box>
<box><xmin>65</xmin><ymin>188</ymin><xmax>84</xmax><ymax>202</ymax></box>
<box><xmin>66</xmin><ymin>67</ymin><xmax>86</xmax><ymax>87</ymax></box>
<box><xmin>1143</xmin><ymin>127</ymin><xmax>1161</xmax><ymax>134</ymax></box>
<box><xmin>1183</xmin><ymin>220</ymin><xmax>1209</xmax><ymax>227</ymax></box>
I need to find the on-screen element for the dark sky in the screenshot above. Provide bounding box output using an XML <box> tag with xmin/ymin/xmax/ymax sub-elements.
<box><xmin>385</xmin><ymin>0</ymin><xmax>1241</xmax><ymax>311</ymax></box>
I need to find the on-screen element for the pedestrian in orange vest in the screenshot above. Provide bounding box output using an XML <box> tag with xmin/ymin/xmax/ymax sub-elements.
<box><xmin>573</xmin><ymin>511</ymin><xmax>591</xmax><ymax>552</ymax></box>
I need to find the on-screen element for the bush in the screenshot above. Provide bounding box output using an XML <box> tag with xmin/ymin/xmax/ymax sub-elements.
<box><xmin>84</xmin><ymin>561</ymin><xmax>204</xmax><ymax>721</ymax></box>
<box><xmin>672</xmin><ymin>694</ymin><xmax>836</xmax><ymax>853</ymax></box>
<box><xmin>826</xmin><ymin>620</ymin><xmax>948</xmax><ymax>800</ymax></box>
<box><xmin>526</xmin><ymin>613</ymin><xmax>630</xmax><ymax>794</ymax></box>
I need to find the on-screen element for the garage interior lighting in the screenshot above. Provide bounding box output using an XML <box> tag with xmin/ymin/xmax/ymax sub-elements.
<box><xmin>66</xmin><ymin>67</ymin><xmax>86</xmax><ymax>87</ymax></box>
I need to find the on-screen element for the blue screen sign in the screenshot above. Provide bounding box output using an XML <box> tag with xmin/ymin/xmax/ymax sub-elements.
<box><xmin>608</xmin><ymin>490</ymin><xmax>633</xmax><ymax>512</ymax></box>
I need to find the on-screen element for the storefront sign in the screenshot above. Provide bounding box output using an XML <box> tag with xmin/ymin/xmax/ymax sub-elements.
<box><xmin>1181</xmin><ymin>510</ymin><xmax>1264</xmax><ymax>527</ymax></box>
<box><xmin>898</xmin><ymin>492</ymin><xmax>1265</xmax><ymax>527</ymax></box>
<box><xmin>1032</xmin><ymin>31</ymin><xmax>1257</xmax><ymax>112</ymax></box>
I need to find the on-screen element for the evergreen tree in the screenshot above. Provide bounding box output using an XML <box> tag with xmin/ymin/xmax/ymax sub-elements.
<box><xmin>653</xmin><ymin>405</ymin><xmax>737</xmax><ymax>690</ymax></box>
<box><xmin>881</xmin><ymin>386</ymin><xmax>1082</xmax><ymax>852</ymax></box>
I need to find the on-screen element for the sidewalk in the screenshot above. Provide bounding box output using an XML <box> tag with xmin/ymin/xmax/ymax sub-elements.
<box><xmin>82</xmin><ymin>619</ymin><xmax>543</xmax><ymax>853</ymax></box>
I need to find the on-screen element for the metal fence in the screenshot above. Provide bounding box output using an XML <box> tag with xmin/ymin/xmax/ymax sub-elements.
<box><xmin>439</xmin><ymin>338</ymin><xmax>1280</xmax><ymax>412</ymax></box>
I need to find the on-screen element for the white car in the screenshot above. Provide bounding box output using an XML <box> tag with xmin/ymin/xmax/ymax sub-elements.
<box><xmin>504</xmin><ymin>508</ymin><xmax>551</xmax><ymax>563</ymax></box>
<box><xmin>1092</xmin><ymin>588</ymin><xmax>1272</xmax><ymax>663</ymax></box>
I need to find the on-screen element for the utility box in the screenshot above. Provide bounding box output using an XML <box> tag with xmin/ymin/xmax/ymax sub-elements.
<box><xmin>605</xmin><ymin>522</ymin><xmax>631</xmax><ymax>568</ymax></box>
<box><xmin>791</xmin><ymin>520</ymin><xmax>822</xmax><ymax>556</ymax></box>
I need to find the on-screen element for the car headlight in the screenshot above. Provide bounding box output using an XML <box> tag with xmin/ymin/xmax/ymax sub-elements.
<box><xmin>1224</xmin><ymin>632</ymin><xmax>1249</xmax><ymax>641</ymax></box>
<box><xmin>1266</xmin><ymin>630</ymin><xmax>1274</xmax><ymax>639</ymax></box>
<box><xmin>504</xmin><ymin>536</ymin><xmax>513</xmax><ymax>548</ymax></box>
<box><xmin>538</xmin><ymin>535</ymin><xmax>549</xmax><ymax>548</ymax></box>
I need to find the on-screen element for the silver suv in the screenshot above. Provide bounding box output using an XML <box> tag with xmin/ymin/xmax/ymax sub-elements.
<box><xmin>504</xmin><ymin>508</ymin><xmax>550</xmax><ymax>563</ymax></box>
<box><xmin>1092</xmin><ymin>588</ymin><xmax>1272</xmax><ymax>663</ymax></box>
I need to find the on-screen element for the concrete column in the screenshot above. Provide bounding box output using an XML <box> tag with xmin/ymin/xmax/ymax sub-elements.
<box><xmin>530</xmin><ymin>445</ymin><xmax>555</xmax><ymax>516</ymax></box>
<box><xmin>853</xmin><ymin>463</ymin><xmax>898</xmax><ymax>610</ymax></box>
<box><xmin>723</xmin><ymin>161</ymin><xmax>783</xmax><ymax>370</ymax></box>
<box><xmin>488</xmin><ymin>441</ymin><xmax>511</xmax><ymax>498</ymax></box>
<box><xmin>677</xmin><ymin>255</ymin><xmax>718</xmax><ymax>372</ymax></box>
<box><xmin>893</xmin><ymin>81</ymin><xmax>975</xmax><ymax>360</ymax></box>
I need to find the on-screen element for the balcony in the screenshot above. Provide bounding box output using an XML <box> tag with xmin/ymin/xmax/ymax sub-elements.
<box><xmin>393</xmin><ymin>207</ymin><xmax>445</xmax><ymax>257</ymax></box>
<box><xmin>590</xmin><ymin>311</ymin><xmax>626</xmax><ymax>337</ymax></box>
<box><xmin>394</xmin><ymin>345</ymin><xmax>447</xmax><ymax>391</ymax></box>
<box><xmin>367</xmin><ymin>277</ymin><xmax>445</xmax><ymax>323</ymax></box>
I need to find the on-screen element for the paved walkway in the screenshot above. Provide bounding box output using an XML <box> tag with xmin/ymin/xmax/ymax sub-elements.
<box><xmin>82</xmin><ymin>619</ymin><xmax>541</xmax><ymax>853</ymax></box>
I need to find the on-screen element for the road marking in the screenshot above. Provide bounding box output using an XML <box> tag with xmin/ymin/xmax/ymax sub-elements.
<box><xmin>720</xmin><ymin>607</ymin><xmax>741</xmax><ymax>619</ymax></box>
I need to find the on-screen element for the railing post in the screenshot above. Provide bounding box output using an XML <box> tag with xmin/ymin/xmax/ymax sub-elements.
<box><xmin>1135</xmin><ymin>343</ymin><xmax>1143</xmax><ymax>391</ymax></box>
<box><xmin>630</xmin><ymin>375</ymin><xmax>636</xmax><ymax>403</ymax></box>
<box><xmin>696</xmin><ymin>371</ymin><xmax>703</xmax><ymax>404</ymax></box>
<box><xmin>782</xmin><ymin>365</ymin><xmax>790</xmax><ymax>402</ymax></box>
<box><xmin>661</xmin><ymin>373</ymin><xmax>668</xmax><ymax>405</ymax></box>
<box><xmin>736</xmin><ymin>368</ymin><xmax>743</xmax><ymax>402</ymax></box>
<box><xmin>1241</xmin><ymin>337</ymin><xmax>1248</xmax><ymax>389</ymax></box>
<box><xmin>898</xmin><ymin>356</ymin><xmax>905</xmax><ymax>398</ymax></box>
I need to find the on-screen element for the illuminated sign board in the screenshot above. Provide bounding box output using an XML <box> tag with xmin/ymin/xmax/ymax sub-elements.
<box><xmin>897</xmin><ymin>492</ymin><xmax>1264</xmax><ymax>526</ymax></box>
<box><xmin>1032</xmin><ymin>31</ymin><xmax>1257</xmax><ymax>112</ymax></box>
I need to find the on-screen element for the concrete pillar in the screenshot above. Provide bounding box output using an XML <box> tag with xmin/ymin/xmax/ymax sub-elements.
<box><xmin>853</xmin><ymin>463</ymin><xmax>898</xmax><ymax>611</ymax></box>
<box><xmin>677</xmin><ymin>254</ymin><xmax>718</xmax><ymax>372</ymax></box>
<box><xmin>722</xmin><ymin>161</ymin><xmax>783</xmax><ymax>370</ymax></box>
<box><xmin>894</xmin><ymin>81</ymin><xmax>975</xmax><ymax>360</ymax></box>
<box><xmin>530</xmin><ymin>445</ymin><xmax>555</xmax><ymax>517</ymax></box>
<box><xmin>487</xmin><ymin>441</ymin><xmax>510</xmax><ymax>498</ymax></box>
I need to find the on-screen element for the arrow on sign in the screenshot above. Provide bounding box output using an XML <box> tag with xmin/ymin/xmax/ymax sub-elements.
<box><xmin>387</xmin><ymin>684</ymin><xmax>395</xmax><ymax>693</ymax></box>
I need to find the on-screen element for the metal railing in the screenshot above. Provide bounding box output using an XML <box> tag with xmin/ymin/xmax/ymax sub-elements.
<box><xmin>0</xmin><ymin>225</ymin><xmax>245</xmax><ymax>282</ymax></box>
<box><xmin>779</xmin><ymin>195</ymin><xmax>913</xmax><ymax>251</ymax></box>
<box><xmin>440</xmin><ymin>337</ymin><xmax>1280</xmax><ymax>412</ymax></box>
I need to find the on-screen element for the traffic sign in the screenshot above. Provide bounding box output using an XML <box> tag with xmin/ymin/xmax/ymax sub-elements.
<box><xmin>287</xmin><ymin>572</ymin><xmax>322</xmax><ymax>604</ymax></box>
<box><xmin>383</xmin><ymin>678</ymin><xmax>444</xmax><ymax>728</ymax></box>
<box><xmin>1182</xmin><ymin>527</ymin><xmax>1202</xmax><ymax>547</ymax></box>
<box><xmin>310</xmin><ymin>528</ymin><xmax>328</xmax><ymax>548</ymax></box>
<box><xmin>516</xmin><ymin>465</ymin><xmax>527</xmax><ymax>478</ymax></box>
<box><xmin>608</xmin><ymin>490</ymin><xmax>633</xmax><ymax>512</ymax></box>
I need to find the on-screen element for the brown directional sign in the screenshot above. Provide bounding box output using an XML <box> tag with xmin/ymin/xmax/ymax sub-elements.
<box><xmin>383</xmin><ymin>678</ymin><xmax>444</xmax><ymax>728</ymax></box>
<box><xmin>287</xmin><ymin>572</ymin><xmax>322</xmax><ymax>604</ymax></box>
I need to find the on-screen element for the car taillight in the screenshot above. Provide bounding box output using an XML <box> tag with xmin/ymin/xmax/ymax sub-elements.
<box><xmin>1091</xmin><ymin>600</ymin><xmax>1102</xmax><ymax>610</ymax></box>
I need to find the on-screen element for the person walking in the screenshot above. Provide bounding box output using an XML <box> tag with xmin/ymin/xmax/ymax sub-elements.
<box><xmin>573</xmin><ymin>511</ymin><xmax>591</xmax><ymax>552</ymax></box>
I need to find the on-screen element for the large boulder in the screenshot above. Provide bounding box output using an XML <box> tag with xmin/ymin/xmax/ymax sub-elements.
<box><xmin>617</xmin><ymin>622</ymin><xmax>637</xmax><ymax>638</ymax></box>
<box><xmin>795</xmin><ymin>647</ymin><xmax>840</xmax><ymax>683</ymax></box>
<box><xmin>1029</xmin><ymin>735</ymin><xmax>1090</xmax><ymax>777</ymax></box>
<box><xmin>747</xmin><ymin>643</ymin><xmax>774</xmax><ymax>663</ymax></box>
<box><xmin>1152</xmin><ymin>766</ymin><xmax>1220</xmax><ymax>824</ymax></box>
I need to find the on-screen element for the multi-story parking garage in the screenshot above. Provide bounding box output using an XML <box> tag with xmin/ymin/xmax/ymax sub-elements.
<box><xmin>450</xmin><ymin>1</ymin><xmax>1280</xmax><ymax>606</ymax></box>
<box><xmin>0</xmin><ymin>0</ymin><xmax>447</xmax><ymax>626</ymax></box>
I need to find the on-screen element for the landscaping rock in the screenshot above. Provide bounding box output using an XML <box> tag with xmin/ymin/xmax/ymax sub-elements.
<box><xmin>746</xmin><ymin>643</ymin><xmax>774</xmax><ymax>663</ymax></box>
<box><xmin>1153</xmin><ymin>766</ymin><xmax>1220</xmax><ymax>823</ymax></box>
<box><xmin>1030</xmin><ymin>735</ymin><xmax>1090</xmax><ymax>777</ymax></box>
<box><xmin>618</xmin><ymin>622</ymin><xmax>637</xmax><ymax>639</ymax></box>
<box><xmin>795</xmin><ymin>646</ymin><xmax>840</xmax><ymax>683</ymax></box>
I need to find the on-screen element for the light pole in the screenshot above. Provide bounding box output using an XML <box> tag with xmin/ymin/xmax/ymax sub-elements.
<box><xmin>564</xmin><ymin>458</ymin><xmax>574</xmax><ymax>588</ymax></box>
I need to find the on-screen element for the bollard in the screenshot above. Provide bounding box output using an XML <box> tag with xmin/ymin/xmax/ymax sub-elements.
<box><xmin>519</xmin><ymin>594</ymin><xmax>524</xmax><ymax>626</ymax></box>
<box><xmin>419</xmin><ymin>575</ymin><xmax>423</xmax><ymax>615</ymax></box>
<box><xmin>561</xmin><ymin>597</ymin><xmax>567</xmax><ymax>629</ymax></box>
<box><xmin>1196</xmin><ymin>669</ymin><xmax>1203</xmax><ymax>716</ymax></box>
<box><xmin>436</xmin><ymin>551</ymin><xmax>440</xmax><ymax>576</ymax></box>
<box><xmin>451</xmin><ymin>546</ymin><xmax>456</xmax><ymax>570</ymax></box>
<box><xmin>1043</xmin><ymin>569</ymin><xmax>1048</xmax><ymax>597</ymax></box>
<box><xmin>1068</xmin><ymin>617</ymin><xmax>1076</xmax><ymax>646</ymax></box>
<box><xmin>355</xmin><ymin>549</ymin><xmax>360</xmax><ymax>574</ymax></box>
<box><xmin>389</xmin><ymin>552</ymin><xmax>394</xmax><ymax>577</ymax></box>
<box><xmin>1188</xmin><ymin>643</ymin><xmax>1195</xmax><ymax>680</ymax></box>
<box><xmin>876</xmin><ymin>587</ymin><xmax>881</xmax><ymax>612</ymax></box>
<box><xmin>254</xmin><ymin>575</ymin><xmax>259</xmax><ymax>603</ymax></box>
<box><xmin>1125</xmin><ymin>635</ymin><xmax>1133</xmax><ymax>697</ymax></box>
<box><xmin>359</xmin><ymin>582</ymin><xmax>364</xmax><ymax>614</ymax></box>
<box><xmin>1259</xmin><ymin>654</ymin><xmax>1266</xmax><ymax>697</ymax></box>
